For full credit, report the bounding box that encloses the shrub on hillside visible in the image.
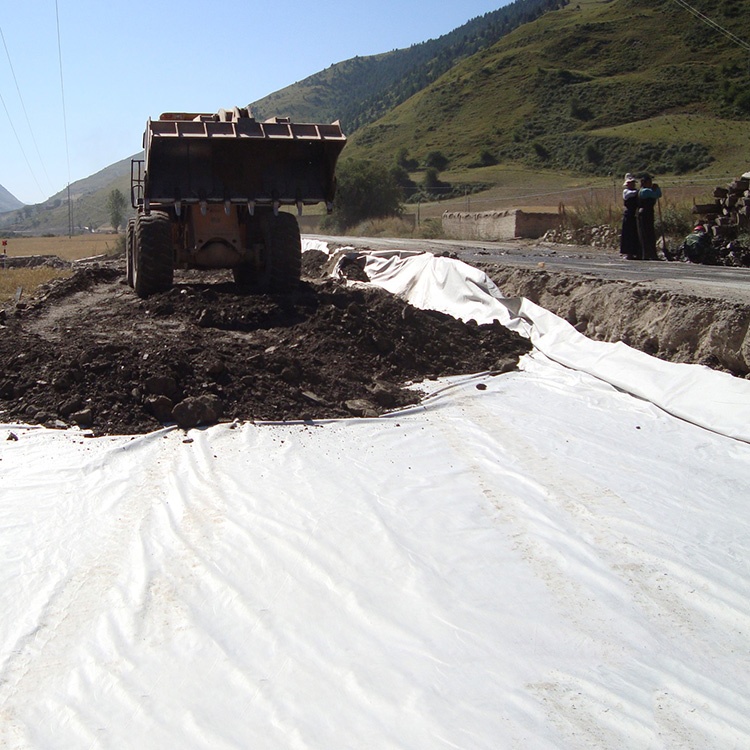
[424,151,450,171]
[518,134,713,176]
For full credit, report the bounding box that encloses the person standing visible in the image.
[620,173,640,260]
[637,174,662,260]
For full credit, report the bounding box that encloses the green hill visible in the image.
[345,0,750,180]
[0,155,139,235]
[250,0,563,132]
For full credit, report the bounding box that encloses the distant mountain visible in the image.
[49,154,140,204]
[0,154,139,235]
[0,184,24,214]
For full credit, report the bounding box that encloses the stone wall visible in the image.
[442,209,561,241]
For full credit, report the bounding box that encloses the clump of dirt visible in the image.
[0,260,531,435]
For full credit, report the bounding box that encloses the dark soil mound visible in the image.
[0,260,531,435]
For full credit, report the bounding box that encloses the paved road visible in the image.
[308,234,750,305]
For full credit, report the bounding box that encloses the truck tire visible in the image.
[232,262,254,286]
[134,211,173,298]
[265,212,301,292]
[125,218,135,287]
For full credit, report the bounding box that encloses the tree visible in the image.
[323,159,402,232]
[424,150,449,171]
[396,147,418,171]
[423,168,444,191]
[106,189,127,233]
[390,165,418,197]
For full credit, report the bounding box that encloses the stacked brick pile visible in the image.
[692,173,750,238]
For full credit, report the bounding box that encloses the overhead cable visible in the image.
[670,0,750,53]
[0,26,54,196]
[0,85,45,200]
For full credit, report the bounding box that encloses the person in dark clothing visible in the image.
[677,224,713,263]
[637,174,662,260]
[620,173,640,259]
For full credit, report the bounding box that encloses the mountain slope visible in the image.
[250,0,563,132]
[0,156,138,235]
[0,184,24,214]
[345,0,750,178]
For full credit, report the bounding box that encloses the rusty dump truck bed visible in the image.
[132,108,347,211]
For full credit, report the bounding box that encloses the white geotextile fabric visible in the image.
[353,247,750,444]
[1,244,749,749]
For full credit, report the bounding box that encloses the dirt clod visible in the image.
[0,261,531,435]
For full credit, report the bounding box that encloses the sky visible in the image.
[0,0,510,205]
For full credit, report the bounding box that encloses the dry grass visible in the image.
[0,266,73,304]
[344,216,447,240]
[560,191,696,243]
[2,234,120,261]
[0,234,117,305]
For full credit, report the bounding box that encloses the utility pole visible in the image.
[67,183,73,237]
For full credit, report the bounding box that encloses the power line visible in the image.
[0,86,45,201]
[0,26,54,197]
[669,0,750,53]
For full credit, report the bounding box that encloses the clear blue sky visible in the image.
[0,0,510,205]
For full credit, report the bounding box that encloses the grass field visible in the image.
[0,234,119,304]
[0,266,74,305]
[1,234,121,261]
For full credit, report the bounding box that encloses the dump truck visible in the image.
[127,106,346,298]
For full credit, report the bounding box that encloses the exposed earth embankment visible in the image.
[481,264,750,377]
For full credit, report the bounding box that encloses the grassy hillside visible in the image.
[346,0,750,181]
[250,0,562,132]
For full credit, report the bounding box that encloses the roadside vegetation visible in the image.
[0,267,73,305]
[0,235,122,304]
[561,193,697,246]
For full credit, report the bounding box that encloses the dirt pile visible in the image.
[0,257,531,435]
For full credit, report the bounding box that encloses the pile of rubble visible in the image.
[0,254,71,269]
[692,173,750,239]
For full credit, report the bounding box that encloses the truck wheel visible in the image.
[134,211,173,298]
[265,212,301,292]
[125,218,135,287]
